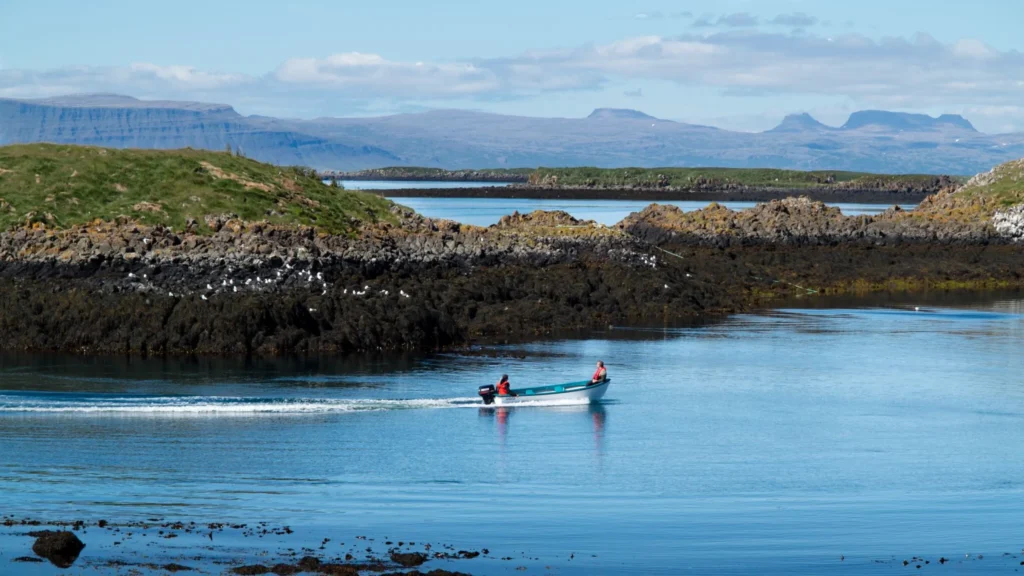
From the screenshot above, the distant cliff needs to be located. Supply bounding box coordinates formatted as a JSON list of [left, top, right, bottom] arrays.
[[0, 96, 400, 170], [2, 95, 1023, 174]]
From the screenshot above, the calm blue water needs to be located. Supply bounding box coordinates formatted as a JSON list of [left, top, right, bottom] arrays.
[[3, 295, 1024, 574], [386, 197, 909, 227], [339, 180, 513, 190]]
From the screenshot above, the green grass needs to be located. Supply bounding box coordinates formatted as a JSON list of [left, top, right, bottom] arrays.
[[528, 167, 951, 189], [954, 159, 1024, 208], [0, 144, 396, 233]]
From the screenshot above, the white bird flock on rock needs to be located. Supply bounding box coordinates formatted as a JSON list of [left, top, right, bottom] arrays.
[[146, 266, 413, 302]]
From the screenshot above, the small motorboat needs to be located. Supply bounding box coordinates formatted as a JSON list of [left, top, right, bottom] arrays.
[[478, 379, 610, 406]]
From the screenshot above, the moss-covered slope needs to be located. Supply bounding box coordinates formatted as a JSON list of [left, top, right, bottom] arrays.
[[0, 144, 395, 232]]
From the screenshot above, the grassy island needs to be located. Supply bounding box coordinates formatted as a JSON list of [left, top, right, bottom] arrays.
[[526, 166, 958, 190], [0, 144, 395, 233]]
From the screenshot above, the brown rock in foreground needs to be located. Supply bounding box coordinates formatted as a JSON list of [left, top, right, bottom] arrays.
[[390, 551, 429, 567], [31, 530, 85, 568]]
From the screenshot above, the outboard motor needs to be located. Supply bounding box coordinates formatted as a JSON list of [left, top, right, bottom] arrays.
[[478, 385, 496, 405]]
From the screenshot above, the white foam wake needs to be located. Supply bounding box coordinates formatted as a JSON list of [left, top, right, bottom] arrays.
[[0, 394, 484, 416]]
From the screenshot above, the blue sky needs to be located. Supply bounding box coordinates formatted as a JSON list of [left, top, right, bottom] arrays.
[[2, 0, 1024, 132]]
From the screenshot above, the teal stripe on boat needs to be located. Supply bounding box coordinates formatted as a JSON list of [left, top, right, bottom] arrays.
[[511, 379, 610, 396]]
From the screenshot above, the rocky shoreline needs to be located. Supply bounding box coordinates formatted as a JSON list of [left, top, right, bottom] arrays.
[[1, 190, 1022, 356], [2, 515, 490, 575], [0, 209, 740, 355]]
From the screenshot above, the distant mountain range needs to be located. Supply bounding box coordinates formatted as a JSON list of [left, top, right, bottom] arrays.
[[1, 94, 1022, 174]]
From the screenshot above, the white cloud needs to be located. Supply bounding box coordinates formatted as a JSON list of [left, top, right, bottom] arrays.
[[0, 63, 251, 99], [951, 39, 996, 59], [496, 31, 1024, 111], [273, 53, 501, 97]]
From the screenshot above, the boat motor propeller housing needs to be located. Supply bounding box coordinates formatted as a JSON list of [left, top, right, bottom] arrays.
[[478, 385, 496, 405]]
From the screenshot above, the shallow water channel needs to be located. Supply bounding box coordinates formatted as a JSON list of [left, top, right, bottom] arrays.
[[2, 292, 1023, 574]]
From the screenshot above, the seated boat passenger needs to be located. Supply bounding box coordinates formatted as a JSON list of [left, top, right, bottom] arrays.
[[496, 374, 515, 396], [591, 361, 608, 384]]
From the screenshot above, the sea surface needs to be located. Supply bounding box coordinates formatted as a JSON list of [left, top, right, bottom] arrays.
[[3, 293, 1024, 574], [384, 197, 908, 227]]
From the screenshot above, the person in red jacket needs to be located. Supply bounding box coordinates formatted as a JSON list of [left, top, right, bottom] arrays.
[[496, 374, 513, 396], [591, 361, 608, 385]]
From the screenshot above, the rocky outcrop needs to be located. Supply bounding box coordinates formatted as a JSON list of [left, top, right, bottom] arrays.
[[390, 552, 428, 567], [619, 197, 999, 247], [1, 187, 1023, 357], [31, 531, 85, 568], [993, 206, 1024, 242], [0, 209, 732, 355], [0, 208, 648, 289]]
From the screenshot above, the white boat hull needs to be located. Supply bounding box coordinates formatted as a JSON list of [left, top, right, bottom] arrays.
[[491, 380, 610, 406]]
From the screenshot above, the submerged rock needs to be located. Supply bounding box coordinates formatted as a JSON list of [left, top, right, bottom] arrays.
[[231, 565, 270, 575], [390, 551, 429, 567]]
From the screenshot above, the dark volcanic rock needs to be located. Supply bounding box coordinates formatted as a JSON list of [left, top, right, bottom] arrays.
[[0, 212, 736, 355], [0, 196, 1020, 357], [317, 564, 361, 575], [380, 565, 471, 569], [390, 551, 429, 567], [231, 565, 270, 575], [269, 563, 300, 575], [31, 530, 85, 568]]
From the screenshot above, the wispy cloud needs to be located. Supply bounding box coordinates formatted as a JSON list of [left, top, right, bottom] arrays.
[[0, 64, 252, 99], [635, 10, 691, 20], [771, 13, 818, 27], [693, 12, 760, 28], [717, 13, 759, 27], [624, 88, 644, 98]]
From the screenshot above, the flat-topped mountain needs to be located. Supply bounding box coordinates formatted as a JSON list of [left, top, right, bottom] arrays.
[[1, 94, 1021, 174], [24, 93, 235, 112], [768, 111, 978, 134], [841, 110, 977, 132]]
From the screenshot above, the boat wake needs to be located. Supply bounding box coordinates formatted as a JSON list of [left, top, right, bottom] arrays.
[[0, 393, 595, 416]]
